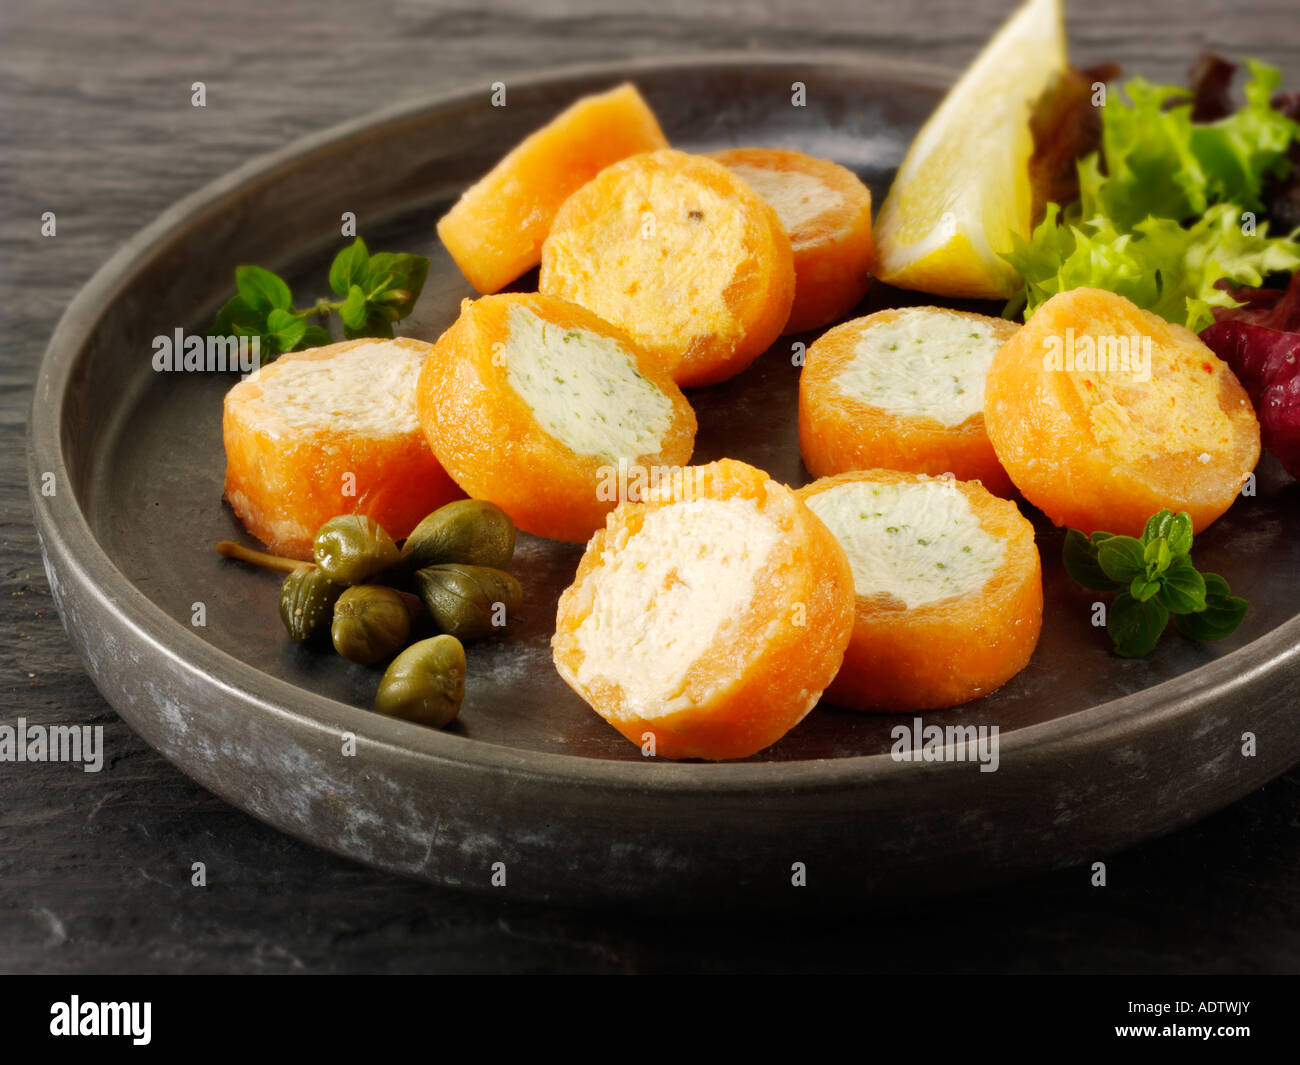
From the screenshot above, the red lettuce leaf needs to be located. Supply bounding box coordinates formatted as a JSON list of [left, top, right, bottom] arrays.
[[1188, 51, 1238, 121], [1200, 317, 1300, 476], [1212, 271, 1300, 330], [1028, 63, 1121, 225], [1264, 87, 1300, 231]]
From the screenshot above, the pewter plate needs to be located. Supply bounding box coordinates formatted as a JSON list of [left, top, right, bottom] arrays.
[[28, 55, 1300, 906]]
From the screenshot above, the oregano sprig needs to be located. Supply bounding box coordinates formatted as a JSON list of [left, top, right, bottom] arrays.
[[1062, 509, 1248, 657], [207, 237, 430, 365]]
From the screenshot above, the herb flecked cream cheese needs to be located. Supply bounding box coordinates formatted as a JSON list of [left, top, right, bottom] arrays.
[[805, 480, 1004, 609], [833, 308, 1008, 427], [504, 303, 674, 464]]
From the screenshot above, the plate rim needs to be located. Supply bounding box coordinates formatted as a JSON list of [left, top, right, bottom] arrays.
[[26, 50, 1300, 794]]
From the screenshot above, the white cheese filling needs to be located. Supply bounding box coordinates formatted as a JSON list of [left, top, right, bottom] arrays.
[[833, 309, 1007, 427], [504, 303, 674, 464], [245, 340, 425, 437], [574, 497, 780, 717], [727, 163, 845, 243], [805, 480, 1004, 609]]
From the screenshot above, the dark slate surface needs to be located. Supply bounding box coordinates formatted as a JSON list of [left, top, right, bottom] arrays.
[[2, 0, 1298, 973]]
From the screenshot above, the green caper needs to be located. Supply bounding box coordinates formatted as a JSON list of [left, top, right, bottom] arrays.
[[312, 515, 400, 586], [398, 499, 516, 574], [413, 563, 522, 640], [278, 567, 345, 642], [374, 635, 465, 727], [331, 585, 411, 664]]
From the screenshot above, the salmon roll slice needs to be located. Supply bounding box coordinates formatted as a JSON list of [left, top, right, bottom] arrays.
[[436, 83, 669, 295], [799, 307, 1019, 495], [985, 287, 1261, 537], [223, 337, 462, 560], [553, 459, 854, 760], [539, 149, 796, 388], [796, 470, 1042, 712], [709, 147, 873, 333], [417, 292, 697, 543]]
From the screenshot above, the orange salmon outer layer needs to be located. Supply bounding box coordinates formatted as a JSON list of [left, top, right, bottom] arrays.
[[436, 83, 669, 295], [223, 338, 463, 561], [539, 148, 796, 389], [799, 308, 1018, 497], [984, 287, 1261, 537], [552, 458, 855, 760], [708, 147, 874, 334], [416, 292, 697, 544], [796, 469, 1043, 713]]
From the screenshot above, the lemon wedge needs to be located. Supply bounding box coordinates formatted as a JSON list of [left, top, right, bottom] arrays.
[[873, 0, 1067, 299]]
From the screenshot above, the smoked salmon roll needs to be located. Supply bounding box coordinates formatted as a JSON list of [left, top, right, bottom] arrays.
[[417, 292, 697, 543], [984, 288, 1261, 536], [553, 458, 855, 760], [539, 149, 796, 388], [437, 83, 669, 295], [796, 469, 1042, 712], [799, 306, 1019, 496], [223, 337, 463, 560], [709, 147, 874, 333]]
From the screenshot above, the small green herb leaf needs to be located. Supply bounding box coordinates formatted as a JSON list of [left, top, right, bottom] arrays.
[[242, 329, 278, 365], [1157, 555, 1207, 614], [1130, 575, 1162, 602], [208, 294, 265, 337], [1167, 517, 1194, 558], [267, 308, 307, 352], [1098, 535, 1146, 583], [329, 237, 370, 297], [1175, 573, 1248, 641], [1063, 529, 1122, 590], [1141, 509, 1172, 545], [366, 252, 430, 319], [1143, 536, 1173, 574], [298, 325, 334, 350], [235, 265, 292, 313], [1201, 573, 1232, 599], [340, 284, 369, 330], [343, 307, 395, 341], [1108, 592, 1170, 658]]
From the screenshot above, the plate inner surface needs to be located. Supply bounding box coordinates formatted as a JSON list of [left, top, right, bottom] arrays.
[[75, 62, 1300, 765]]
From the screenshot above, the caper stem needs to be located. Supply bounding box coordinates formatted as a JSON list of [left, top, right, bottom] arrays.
[[215, 540, 312, 573]]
